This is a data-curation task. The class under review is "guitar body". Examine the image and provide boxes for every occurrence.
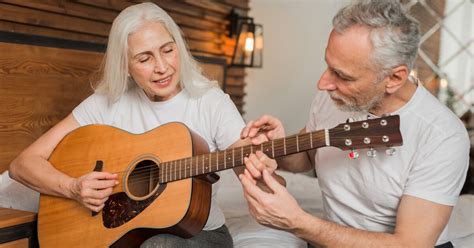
[38,122,213,247]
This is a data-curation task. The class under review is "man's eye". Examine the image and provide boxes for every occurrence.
[163,48,174,53]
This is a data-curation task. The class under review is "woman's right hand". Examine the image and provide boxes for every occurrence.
[240,115,286,145]
[69,172,118,212]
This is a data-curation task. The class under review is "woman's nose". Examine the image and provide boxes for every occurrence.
[154,56,168,73]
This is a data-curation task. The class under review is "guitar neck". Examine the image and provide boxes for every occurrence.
[160,129,327,183]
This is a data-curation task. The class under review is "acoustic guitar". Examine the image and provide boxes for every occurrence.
[38,115,403,247]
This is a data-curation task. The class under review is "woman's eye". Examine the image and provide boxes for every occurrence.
[163,48,174,53]
[139,57,149,63]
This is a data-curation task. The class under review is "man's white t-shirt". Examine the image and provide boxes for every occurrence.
[72,85,245,231]
[306,81,470,245]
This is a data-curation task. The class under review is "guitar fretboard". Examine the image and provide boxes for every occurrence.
[159,130,327,183]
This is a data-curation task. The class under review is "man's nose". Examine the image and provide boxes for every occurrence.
[318,69,336,91]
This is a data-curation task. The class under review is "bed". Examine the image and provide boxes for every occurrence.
[1,169,473,247]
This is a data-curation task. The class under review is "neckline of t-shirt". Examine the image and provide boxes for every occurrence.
[137,87,187,107]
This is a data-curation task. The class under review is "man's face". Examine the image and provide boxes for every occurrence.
[318,25,387,112]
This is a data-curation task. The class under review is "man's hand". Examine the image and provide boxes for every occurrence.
[244,150,278,180]
[69,172,118,212]
[240,115,285,145]
[240,169,304,230]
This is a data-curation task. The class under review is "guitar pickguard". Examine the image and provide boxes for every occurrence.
[102,183,167,228]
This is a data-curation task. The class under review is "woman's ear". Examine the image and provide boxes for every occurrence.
[385,65,409,94]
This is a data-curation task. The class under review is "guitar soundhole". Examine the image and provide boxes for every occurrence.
[127,159,160,199]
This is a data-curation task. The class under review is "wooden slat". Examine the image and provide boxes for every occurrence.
[182,0,231,15]
[0,42,101,172]
[168,11,226,32]
[73,0,133,11]
[187,39,224,56]
[0,20,107,44]
[0,208,36,229]
[0,238,29,248]
[0,3,111,36]
[181,27,221,43]
[157,1,228,25]
[1,0,118,23]
[218,0,250,10]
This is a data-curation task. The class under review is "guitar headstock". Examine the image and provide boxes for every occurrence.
[329,115,403,151]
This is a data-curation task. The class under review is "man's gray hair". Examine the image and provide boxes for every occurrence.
[333,0,420,73]
[94,2,216,102]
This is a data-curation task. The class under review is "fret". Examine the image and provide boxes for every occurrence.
[184,159,187,178]
[224,150,226,169]
[208,153,211,172]
[226,149,232,168]
[216,151,219,171]
[202,155,205,174]
[243,145,251,158]
[273,138,285,157]
[196,155,199,176]
[173,160,176,181]
[300,133,312,152]
[162,163,168,182]
[310,132,313,148]
[232,148,235,167]
[272,140,275,158]
[234,146,242,166]
[179,159,182,180]
[296,135,299,152]
[286,136,298,154]
[241,146,243,164]
[284,138,286,155]
[188,158,192,177]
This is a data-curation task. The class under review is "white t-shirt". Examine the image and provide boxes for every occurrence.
[72,85,245,231]
[306,81,470,245]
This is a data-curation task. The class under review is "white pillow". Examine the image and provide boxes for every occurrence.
[0,170,39,212]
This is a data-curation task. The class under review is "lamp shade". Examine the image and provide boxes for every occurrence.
[229,10,263,68]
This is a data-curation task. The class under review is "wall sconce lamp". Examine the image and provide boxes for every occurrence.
[228,9,263,68]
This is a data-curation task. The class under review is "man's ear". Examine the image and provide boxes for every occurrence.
[385,65,409,94]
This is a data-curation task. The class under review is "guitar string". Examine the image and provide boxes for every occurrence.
[111,133,391,187]
[83,129,393,187]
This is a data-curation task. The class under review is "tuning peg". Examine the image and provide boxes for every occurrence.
[385,147,396,156]
[346,117,355,123]
[367,148,377,158]
[348,149,359,159]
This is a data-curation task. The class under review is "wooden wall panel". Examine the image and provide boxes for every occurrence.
[0,42,102,172]
[0,0,250,113]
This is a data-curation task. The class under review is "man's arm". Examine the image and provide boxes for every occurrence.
[240,170,452,248]
[275,128,315,173]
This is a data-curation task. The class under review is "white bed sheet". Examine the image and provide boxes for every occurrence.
[1,170,472,247]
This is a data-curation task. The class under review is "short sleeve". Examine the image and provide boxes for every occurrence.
[211,93,245,150]
[404,132,470,206]
[72,93,109,126]
[306,95,321,132]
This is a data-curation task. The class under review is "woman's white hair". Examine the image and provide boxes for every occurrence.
[333,0,420,76]
[94,2,217,102]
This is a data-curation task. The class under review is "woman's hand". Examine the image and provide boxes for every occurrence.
[69,172,118,212]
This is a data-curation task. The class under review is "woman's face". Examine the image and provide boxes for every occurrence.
[128,21,181,102]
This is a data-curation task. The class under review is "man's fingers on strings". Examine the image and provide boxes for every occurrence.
[262,169,283,193]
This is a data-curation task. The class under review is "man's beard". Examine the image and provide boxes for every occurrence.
[328,91,384,112]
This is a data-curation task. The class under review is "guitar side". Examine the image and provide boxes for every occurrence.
[38,122,212,247]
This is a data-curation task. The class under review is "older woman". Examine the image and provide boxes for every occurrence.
[10,2,246,247]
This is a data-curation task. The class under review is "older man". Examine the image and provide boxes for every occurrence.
[239,0,470,247]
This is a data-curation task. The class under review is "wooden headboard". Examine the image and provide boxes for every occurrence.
[0,33,227,173]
